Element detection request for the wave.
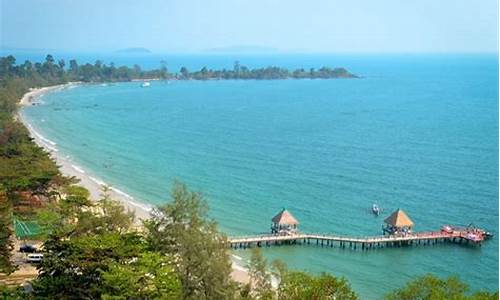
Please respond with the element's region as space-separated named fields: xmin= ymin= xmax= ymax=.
xmin=71 ymin=164 xmax=86 ymax=174
xmin=87 ymin=175 xmax=152 ymax=212
xmin=27 ymin=124 xmax=57 ymax=146
xmin=88 ymin=176 xmax=106 ymax=186
xmin=26 ymin=124 xmax=59 ymax=152
xmin=109 ymin=186 xmax=153 ymax=212
xmin=231 ymin=254 xmax=242 ymax=260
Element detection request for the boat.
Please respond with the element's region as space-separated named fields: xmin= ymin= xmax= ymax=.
xmin=484 ymin=231 xmax=494 ymax=239
xmin=372 ymin=204 xmax=380 ymax=216
xmin=141 ymin=82 xmax=151 ymax=87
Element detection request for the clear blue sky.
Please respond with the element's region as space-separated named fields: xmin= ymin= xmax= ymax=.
xmin=1 ymin=0 xmax=498 ymax=53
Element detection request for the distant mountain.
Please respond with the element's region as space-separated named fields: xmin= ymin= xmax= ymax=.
xmin=204 ymin=45 xmax=279 ymax=54
xmin=115 ymin=47 xmax=152 ymax=54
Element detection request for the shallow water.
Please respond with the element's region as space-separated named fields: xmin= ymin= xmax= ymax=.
xmin=22 ymin=54 xmax=498 ymax=299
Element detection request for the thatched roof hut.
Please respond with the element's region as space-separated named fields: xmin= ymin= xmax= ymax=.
xmin=384 ymin=208 xmax=414 ymax=229
xmin=271 ymin=208 xmax=299 ymax=234
xmin=272 ymin=208 xmax=299 ymax=225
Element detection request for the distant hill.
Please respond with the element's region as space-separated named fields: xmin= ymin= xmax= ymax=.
xmin=204 ymin=45 xmax=279 ymax=54
xmin=115 ymin=47 xmax=152 ymax=54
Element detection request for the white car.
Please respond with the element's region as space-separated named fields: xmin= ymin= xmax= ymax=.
xmin=27 ymin=253 xmax=43 ymax=263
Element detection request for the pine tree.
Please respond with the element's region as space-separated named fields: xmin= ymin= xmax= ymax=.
xmin=145 ymin=182 xmax=236 ymax=300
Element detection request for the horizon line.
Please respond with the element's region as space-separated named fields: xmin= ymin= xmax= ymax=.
xmin=1 ymin=47 xmax=498 ymax=56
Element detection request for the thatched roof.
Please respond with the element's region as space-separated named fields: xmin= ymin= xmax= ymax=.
xmin=272 ymin=208 xmax=299 ymax=225
xmin=384 ymin=209 xmax=414 ymax=227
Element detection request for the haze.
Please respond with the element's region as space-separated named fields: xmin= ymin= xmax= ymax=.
xmin=1 ymin=0 xmax=498 ymax=53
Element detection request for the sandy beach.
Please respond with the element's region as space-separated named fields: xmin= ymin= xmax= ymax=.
xmin=16 ymin=83 xmax=250 ymax=283
xmin=18 ymin=83 xmax=152 ymax=221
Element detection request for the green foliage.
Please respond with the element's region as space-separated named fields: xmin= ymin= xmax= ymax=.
xmin=101 ymin=252 xmax=181 ymax=299
xmin=0 ymin=284 xmax=25 ymax=300
xmin=248 ymin=248 xmax=274 ymax=300
xmin=182 ymin=64 xmax=357 ymax=80
xmin=277 ymin=271 xmax=358 ymax=300
xmin=145 ymin=182 xmax=236 ymax=300
xmin=469 ymin=291 xmax=500 ymax=300
xmin=0 ymin=190 xmax=15 ymax=274
xmin=31 ymin=186 xmax=152 ymax=299
xmin=91 ymin=187 xmax=135 ymax=234
xmin=246 ymin=248 xmax=358 ymax=300
xmin=34 ymin=202 xmax=61 ymax=237
xmin=34 ymin=232 xmax=146 ymax=299
xmin=385 ymin=274 xmax=498 ymax=300
xmin=0 ymin=118 xmax=60 ymax=195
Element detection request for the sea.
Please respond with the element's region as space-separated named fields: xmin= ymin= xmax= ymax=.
xmin=14 ymin=51 xmax=499 ymax=299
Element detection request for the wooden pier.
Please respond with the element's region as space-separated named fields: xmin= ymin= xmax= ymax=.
xmin=229 ymin=228 xmax=489 ymax=250
xmin=229 ymin=208 xmax=492 ymax=250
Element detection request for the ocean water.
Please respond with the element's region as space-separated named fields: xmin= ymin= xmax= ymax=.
xmin=21 ymin=54 xmax=498 ymax=299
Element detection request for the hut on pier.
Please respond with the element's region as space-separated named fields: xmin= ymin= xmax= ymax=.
xmin=383 ymin=208 xmax=414 ymax=235
xmin=271 ymin=208 xmax=299 ymax=235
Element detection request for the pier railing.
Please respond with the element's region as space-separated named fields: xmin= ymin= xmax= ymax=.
xmin=228 ymin=227 xmax=489 ymax=250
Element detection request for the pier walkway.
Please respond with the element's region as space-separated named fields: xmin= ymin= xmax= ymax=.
xmin=228 ymin=227 xmax=488 ymax=250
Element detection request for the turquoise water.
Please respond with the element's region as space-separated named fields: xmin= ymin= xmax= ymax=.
xmin=22 ymin=54 xmax=498 ymax=298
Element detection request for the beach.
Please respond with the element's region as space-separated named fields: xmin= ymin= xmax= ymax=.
xmin=17 ymin=83 xmax=250 ymax=283
xmin=18 ymin=83 xmax=154 ymax=221
xmin=17 ymin=62 xmax=498 ymax=296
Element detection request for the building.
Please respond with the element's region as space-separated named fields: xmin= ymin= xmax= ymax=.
xmin=271 ymin=208 xmax=299 ymax=235
xmin=383 ymin=208 xmax=414 ymax=235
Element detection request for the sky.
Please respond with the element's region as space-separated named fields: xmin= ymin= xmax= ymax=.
xmin=0 ymin=0 xmax=498 ymax=53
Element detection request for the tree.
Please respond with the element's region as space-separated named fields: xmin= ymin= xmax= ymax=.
xmin=68 ymin=59 xmax=78 ymax=76
xmin=93 ymin=186 xmax=135 ymax=234
xmin=144 ymin=182 xmax=236 ymax=300
xmin=246 ymin=247 xmax=358 ymax=300
xmin=45 ymin=54 xmax=54 ymax=65
xmin=248 ymin=248 xmax=273 ymax=300
xmin=180 ymin=66 xmax=189 ymax=79
xmin=385 ymin=274 xmax=498 ymax=300
xmin=34 ymin=232 xmax=146 ymax=299
xmin=0 ymin=55 xmax=16 ymax=77
xmin=0 ymin=284 xmax=24 ymax=300
xmin=278 ymin=272 xmax=358 ymax=300
xmin=101 ymin=251 xmax=181 ymax=299
xmin=160 ymin=60 xmax=169 ymax=79
xmin=57 ymin=59 xmax=65 ymax=70
xmin=234 ymin=60 xmax=241 ymax=78
xmin=32 ymin=185 xmax=144 ymax=299
xmin=0 ymin=190 xmax=15 ymax=275
xmin=42 ymin=54 xmax=56 ymax=77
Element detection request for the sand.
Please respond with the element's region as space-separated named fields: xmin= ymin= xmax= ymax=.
xmin=16 ymin=83 xmax=250 ymax=283
xmin=18 ymin=83 xmax=153 ymax=221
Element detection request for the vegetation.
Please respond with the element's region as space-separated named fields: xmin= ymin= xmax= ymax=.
xmin=1 ymin=55 xmax=356 ymax=85
xmin=385 ymin=274 xmax=498 ymax=300
xmin=0 ymin=55 xmax=69 ymax=275
xmin=0 ymin=54 xmax=496 ymax=299
xmin=0 ymin=190 xmax=14 ymax=274
xmin=144 ymin=183 xmax=236 ymax=300
xmin=185 ymin=61 xmax=357 ymax=80
xmin=247 ymin=248 xmax=359 ymax=300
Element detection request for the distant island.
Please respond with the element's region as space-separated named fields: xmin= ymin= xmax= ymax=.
xmin=0 ymin=54 xmax=358 ymax=83
xmin=115 ymin=47 xmax=152 ymax=53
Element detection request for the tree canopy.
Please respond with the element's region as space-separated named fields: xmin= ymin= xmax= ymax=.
xmin=0 ymin=55 xmax=357 ymax=86
xmin=144 ymin=182 xmax=236 ymax=300
xmin=385 ymin=274 xmax=499 ymax=300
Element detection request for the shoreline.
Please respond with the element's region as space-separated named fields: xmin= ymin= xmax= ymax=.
xmin=16 ymin=82 xmax=250 ymax=283
xmin=18 ymin=83 xmax=153 ymax=221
